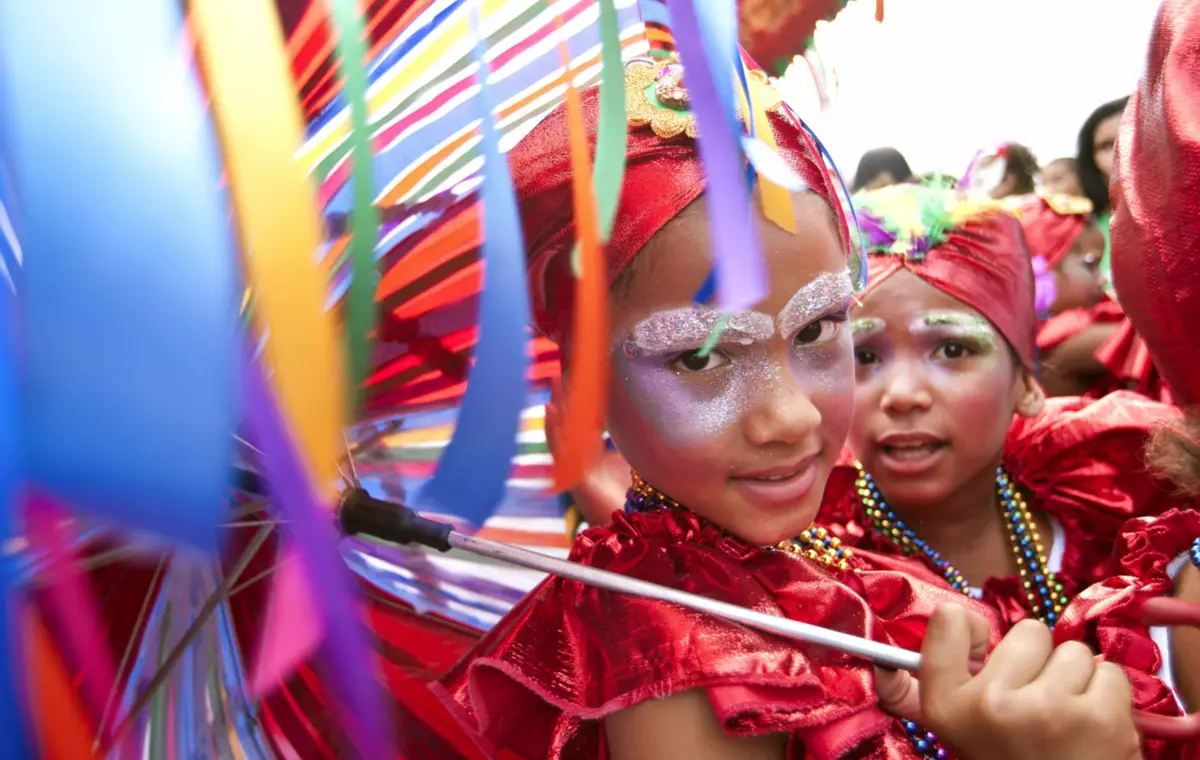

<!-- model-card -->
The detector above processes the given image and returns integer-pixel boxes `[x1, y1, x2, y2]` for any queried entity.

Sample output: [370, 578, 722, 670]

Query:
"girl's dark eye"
[935, 341, 969, 360]
[794, 318, 841, 346]
[670, 349, 729, 373]
[854, 348, 879, 366]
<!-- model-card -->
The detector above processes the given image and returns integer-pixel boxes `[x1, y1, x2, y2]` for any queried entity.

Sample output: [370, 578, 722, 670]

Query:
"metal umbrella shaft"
[338, 487, 922, 673]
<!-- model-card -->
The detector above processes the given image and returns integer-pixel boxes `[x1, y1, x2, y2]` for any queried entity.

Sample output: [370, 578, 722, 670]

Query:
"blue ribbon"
[0, 1, 238, 548]
[417, 0, 531, 526]
[0, 229, 31, 758]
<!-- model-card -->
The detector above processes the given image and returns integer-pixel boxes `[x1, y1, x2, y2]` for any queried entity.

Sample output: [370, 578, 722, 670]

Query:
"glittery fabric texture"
[511, 81, 841, 343]
[864, 212, 1038, 369]
[1110, 0, 1200, 407]
[436, 506, 1002, 760]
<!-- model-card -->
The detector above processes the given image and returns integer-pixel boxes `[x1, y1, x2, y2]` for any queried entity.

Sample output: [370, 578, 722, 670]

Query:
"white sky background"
[774, 0, 1162, 180]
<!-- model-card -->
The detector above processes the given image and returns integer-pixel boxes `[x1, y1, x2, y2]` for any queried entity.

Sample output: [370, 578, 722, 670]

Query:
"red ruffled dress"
[820, 392, 1186, 627]
[1057, 508, 1200, 759]
[436, 507, 1003, 760]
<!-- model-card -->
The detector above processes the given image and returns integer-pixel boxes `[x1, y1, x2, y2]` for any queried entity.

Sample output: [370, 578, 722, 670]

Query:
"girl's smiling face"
[848, 269, 1044, 511]
[601, 193, 854, 546]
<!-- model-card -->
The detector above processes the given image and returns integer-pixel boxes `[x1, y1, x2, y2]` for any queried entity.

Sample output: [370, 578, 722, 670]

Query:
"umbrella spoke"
[96, 556, 167, 749]
[101, 523, 275, 753]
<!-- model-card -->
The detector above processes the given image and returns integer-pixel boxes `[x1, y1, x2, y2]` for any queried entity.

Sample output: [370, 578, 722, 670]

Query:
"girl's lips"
[729, 456, 821, 509]
[876, 441, 950, 476]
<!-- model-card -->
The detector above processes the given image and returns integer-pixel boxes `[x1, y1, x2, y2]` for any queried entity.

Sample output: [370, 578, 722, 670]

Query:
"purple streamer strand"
[242, 353, 391, 758]
[670, 0, 767, 311]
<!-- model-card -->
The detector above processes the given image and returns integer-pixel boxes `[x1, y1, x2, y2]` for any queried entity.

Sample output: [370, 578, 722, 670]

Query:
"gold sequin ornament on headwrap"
[624, 55, 783, 141]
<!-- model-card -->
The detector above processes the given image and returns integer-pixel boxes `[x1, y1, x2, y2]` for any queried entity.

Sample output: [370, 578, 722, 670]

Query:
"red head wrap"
[1110, 0, 1200, 407]
[512, 61, 843, 342]
[856, 188, 1036, 368]
[1013, 195, 1092, 269]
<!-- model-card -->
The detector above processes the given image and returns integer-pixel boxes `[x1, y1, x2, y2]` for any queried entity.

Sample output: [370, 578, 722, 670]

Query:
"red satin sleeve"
[1095, 317, 1174, 403]
[436, 508, 999, 760]
[1036, 299, 1125, 353]
[1004, 392, 1183, 596]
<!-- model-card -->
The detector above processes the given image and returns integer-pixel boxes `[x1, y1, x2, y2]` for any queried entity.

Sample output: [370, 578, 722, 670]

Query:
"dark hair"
[1076, 97, 1130, 215]
[1000, 143, 1038, 196]
[852, 147, 914, 192]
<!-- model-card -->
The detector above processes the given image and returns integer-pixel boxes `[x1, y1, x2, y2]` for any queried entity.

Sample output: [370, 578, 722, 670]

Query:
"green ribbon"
[571, 0, 626, 276]
[330, 0, 380, 418]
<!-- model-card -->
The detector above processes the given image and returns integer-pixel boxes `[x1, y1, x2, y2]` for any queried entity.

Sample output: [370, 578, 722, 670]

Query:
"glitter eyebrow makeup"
[851, 317, 885, 338]
[776, 269, 853, 339]
[911, 311, 998, 348]
[624, 307, 774, 356]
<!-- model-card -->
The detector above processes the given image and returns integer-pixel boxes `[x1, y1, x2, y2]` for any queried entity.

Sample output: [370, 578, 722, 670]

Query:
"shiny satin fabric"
[1095, 317, 1174, 403]
[1016, 196, 1089, 269]
[1037, 298, 1125, 354]
[436, 506, 1002, 760]
[1057, 508, 1200, 760]
[517, 85, 841, 342]
[1110, 0, 1200, 408]
[1037, 300, 1171, 403]
[864, 212, 1037, 370]
[820, 393, 1185, 626]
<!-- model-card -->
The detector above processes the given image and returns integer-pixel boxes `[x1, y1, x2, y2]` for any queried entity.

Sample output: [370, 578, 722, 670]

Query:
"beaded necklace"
[626, 471, 853, 569]
[856, 464, 1066, 760]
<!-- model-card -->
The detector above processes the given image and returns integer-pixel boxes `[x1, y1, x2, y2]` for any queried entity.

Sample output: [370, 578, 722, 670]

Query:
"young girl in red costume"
[819, 184, 1185, 625]
[811, 186, 1190, 758]
[1012, 193, 1169, 400]
[435, 58, 1145, 760]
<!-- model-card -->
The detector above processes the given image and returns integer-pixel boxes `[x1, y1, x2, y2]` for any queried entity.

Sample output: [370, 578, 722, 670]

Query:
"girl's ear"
[1014, 368, 1046, 418]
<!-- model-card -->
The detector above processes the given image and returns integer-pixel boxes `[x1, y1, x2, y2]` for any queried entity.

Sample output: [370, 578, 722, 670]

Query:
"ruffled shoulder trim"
[1004, 392, 1184, 593]
[437, 507, 990, 759]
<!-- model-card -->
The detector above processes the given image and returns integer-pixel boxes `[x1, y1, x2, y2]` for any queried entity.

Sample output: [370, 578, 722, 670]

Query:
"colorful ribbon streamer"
[418, 0, 532, 523]
[0, 227, 30, 758]
[551, 15, 609, 491]
[0, 1, 238, 548]
[244, 355, 391, 759]
[191, 0, 344, 497]
[671, 0, 768, 311]
[328, 0, 381, 419]
[24, 495, 118, 746]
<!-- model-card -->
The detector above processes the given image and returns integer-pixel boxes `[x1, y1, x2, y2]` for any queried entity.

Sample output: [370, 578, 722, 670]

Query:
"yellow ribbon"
[193, 0, 345, 498]
[737, 62, 796, 234]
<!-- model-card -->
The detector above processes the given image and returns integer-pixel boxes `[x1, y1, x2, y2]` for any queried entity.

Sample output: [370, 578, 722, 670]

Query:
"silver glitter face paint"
[777, 270, 854, 340]
[613, 269, 857, 448]
[624, 306, 774, 356]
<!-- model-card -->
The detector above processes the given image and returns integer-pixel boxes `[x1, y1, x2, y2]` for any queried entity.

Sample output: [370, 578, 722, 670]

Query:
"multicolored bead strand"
[625, 471, 851, 569]
[1190, 536, 1200, 569]
[857, 464, 1065, 760]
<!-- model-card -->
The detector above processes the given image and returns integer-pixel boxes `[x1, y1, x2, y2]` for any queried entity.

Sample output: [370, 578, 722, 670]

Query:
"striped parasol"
[288, 0, 674, 419]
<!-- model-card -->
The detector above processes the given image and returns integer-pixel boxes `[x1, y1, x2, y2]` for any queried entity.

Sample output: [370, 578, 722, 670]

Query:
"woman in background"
[1076, 96, 1130, 286]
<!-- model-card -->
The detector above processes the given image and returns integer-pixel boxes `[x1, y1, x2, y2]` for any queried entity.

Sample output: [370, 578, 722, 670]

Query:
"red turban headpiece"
[1110, 0, 1200, 407]
[1012, 194, 1092, 269]
[512, 58, 845, 342]
[855, 187, 1036, 368]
